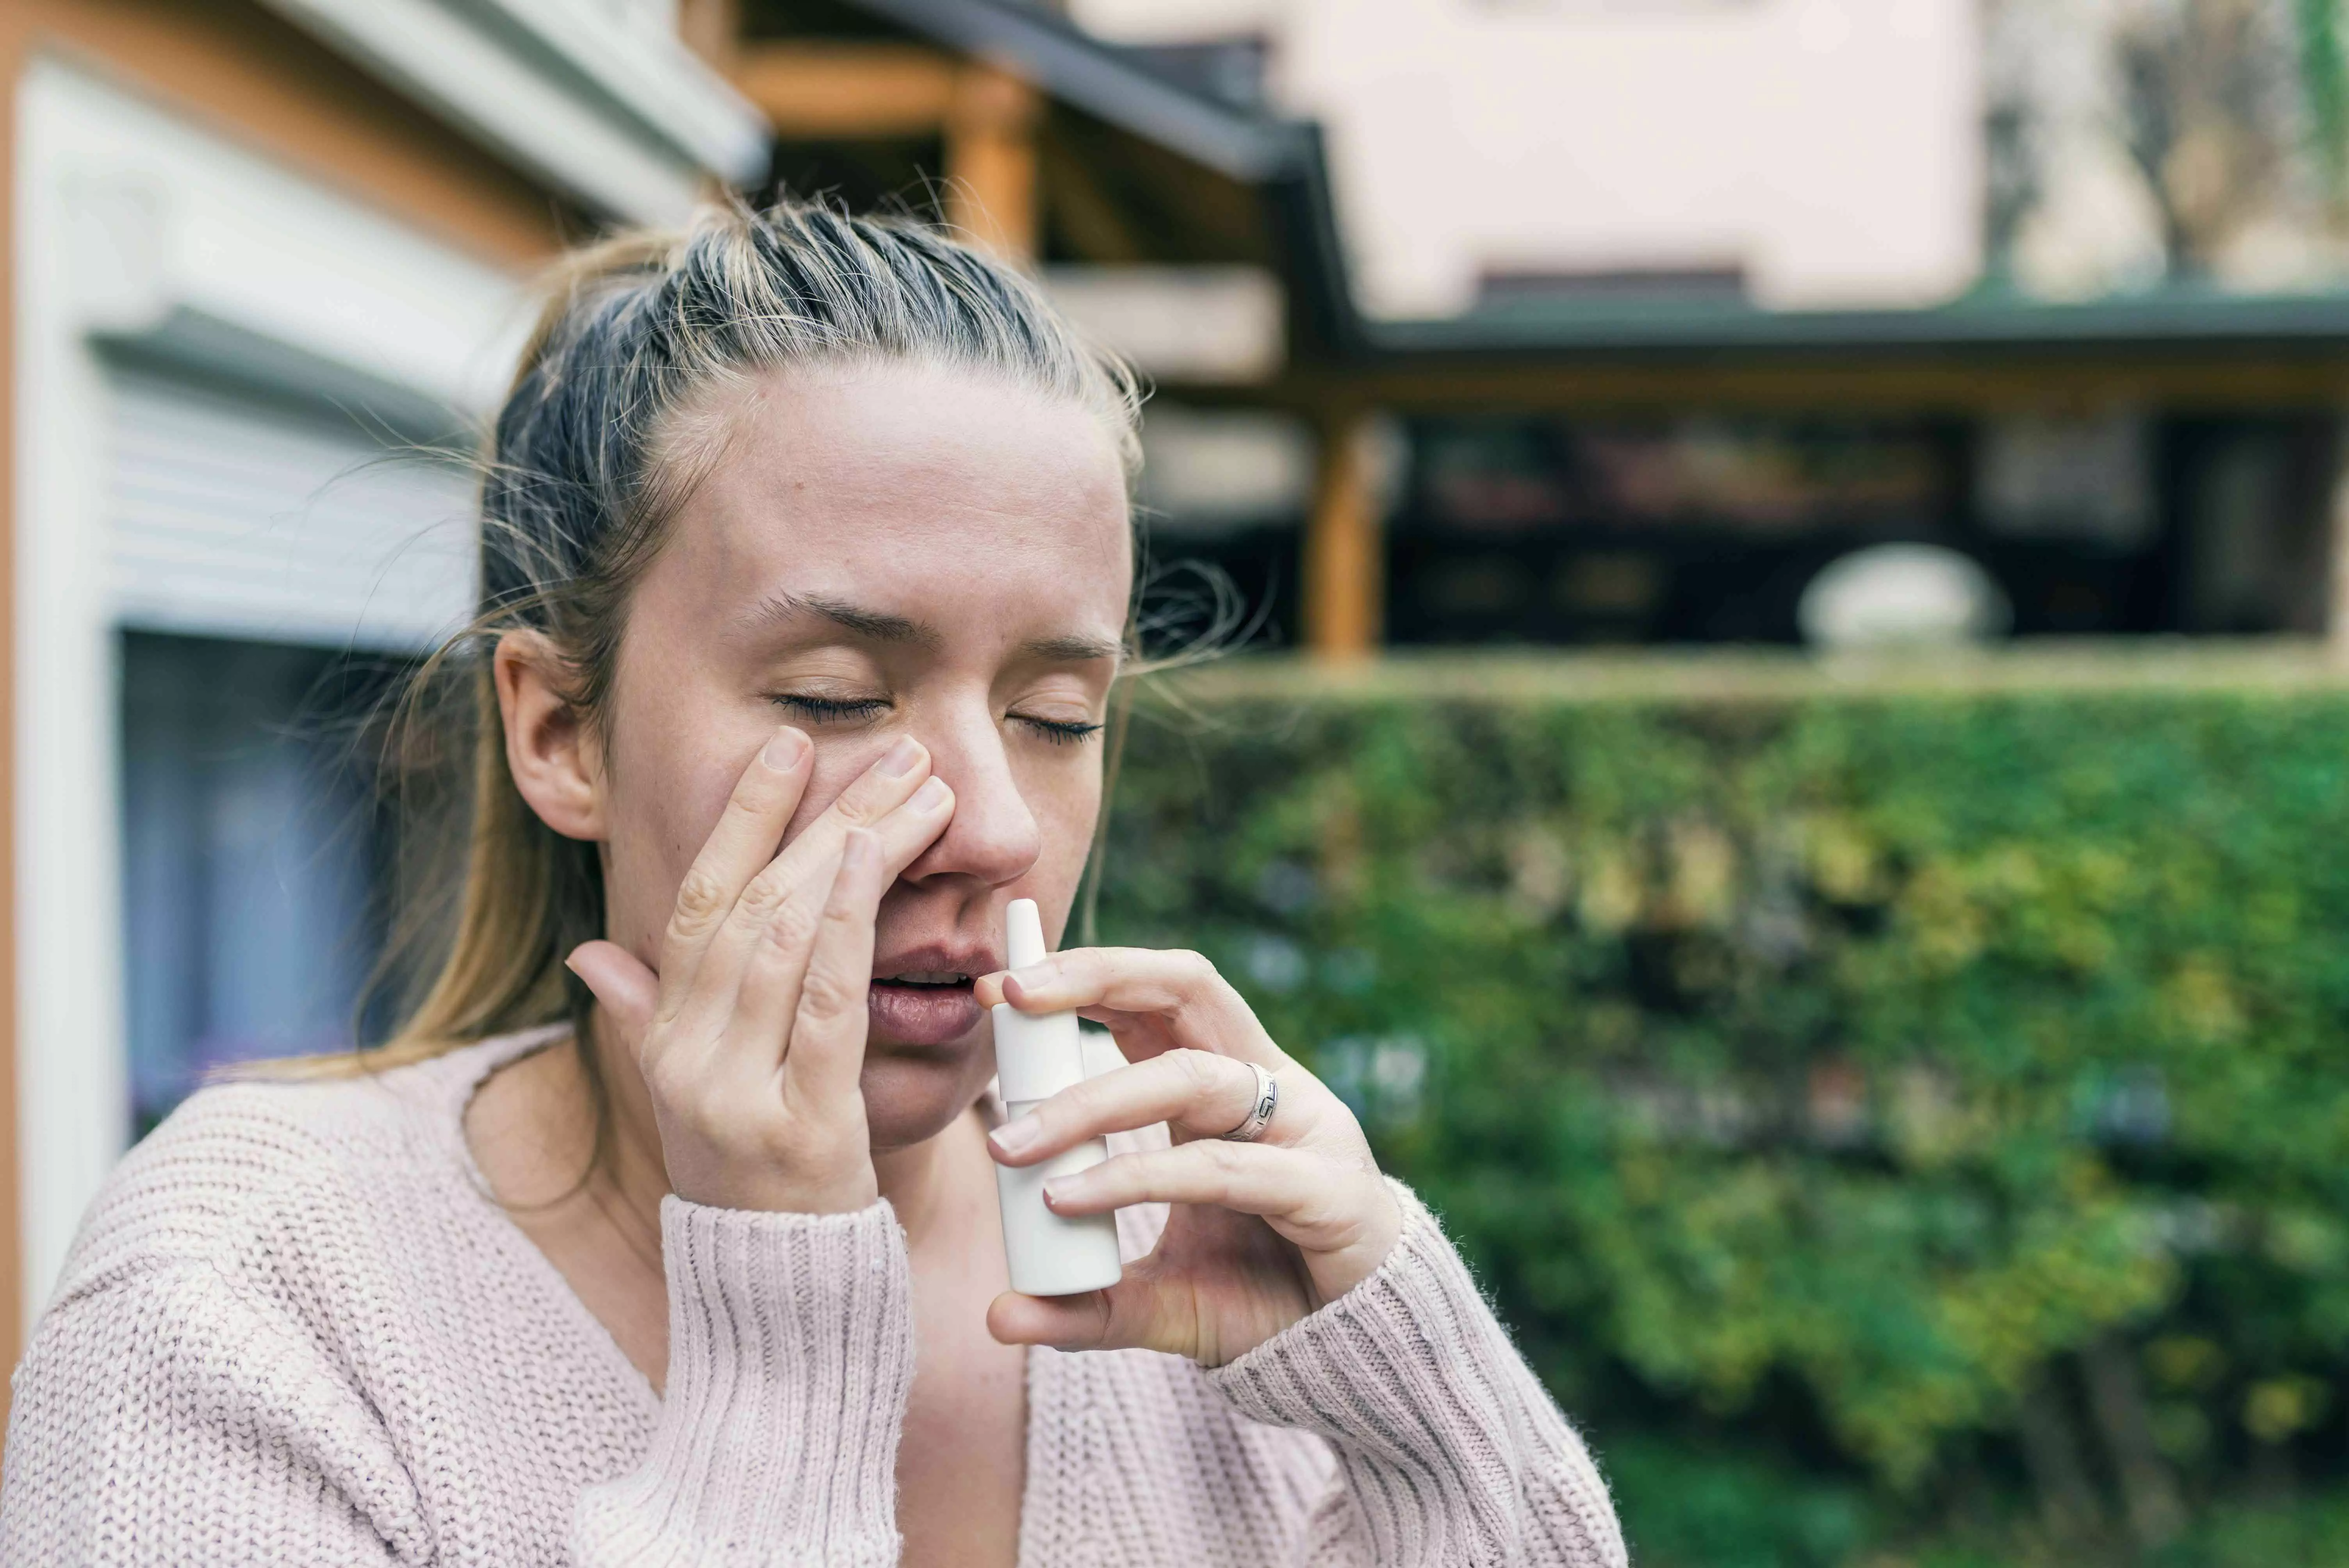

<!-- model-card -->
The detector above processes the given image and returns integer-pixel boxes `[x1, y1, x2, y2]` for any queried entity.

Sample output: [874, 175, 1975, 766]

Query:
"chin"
[857, 1040, 993, 1150]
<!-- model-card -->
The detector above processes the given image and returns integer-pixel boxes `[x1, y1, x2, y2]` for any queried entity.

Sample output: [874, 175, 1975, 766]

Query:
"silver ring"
[1221, 1062, 1279, 1142]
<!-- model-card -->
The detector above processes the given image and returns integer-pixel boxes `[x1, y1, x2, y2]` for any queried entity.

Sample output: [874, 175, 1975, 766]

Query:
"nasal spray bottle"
[993, 898, 1125, 1296]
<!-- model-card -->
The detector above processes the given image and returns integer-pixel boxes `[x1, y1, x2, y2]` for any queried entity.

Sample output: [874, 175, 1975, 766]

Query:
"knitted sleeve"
[1204, 1181, 1627, 1568]
[0, 1263, 429, 1565]
[569, 1195, 916, 1568]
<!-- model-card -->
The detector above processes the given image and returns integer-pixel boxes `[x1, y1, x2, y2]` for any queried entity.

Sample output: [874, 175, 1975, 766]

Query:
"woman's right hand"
[564, 727, 955, 1215]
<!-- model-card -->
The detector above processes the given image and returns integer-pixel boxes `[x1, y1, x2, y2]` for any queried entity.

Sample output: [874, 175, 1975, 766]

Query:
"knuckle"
[1167, 1048, 1226, 1098]
[732, 871, 791, 923]
[669, 870, 731, 932]
[797, 966, 863, 1019]
[761, 896, 819, 954]
[1199, 1139, 1249, 1180]
[1171, 950, 1221, 987]
[821, 873, 870, 918]
[1164, 950, 1233, 1013]
[830, 781, 889, 828]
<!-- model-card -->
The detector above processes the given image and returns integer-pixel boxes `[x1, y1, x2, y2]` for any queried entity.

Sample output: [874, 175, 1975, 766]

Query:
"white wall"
[1074, 0, 1984, 318]
[14, 57, 525, 1323]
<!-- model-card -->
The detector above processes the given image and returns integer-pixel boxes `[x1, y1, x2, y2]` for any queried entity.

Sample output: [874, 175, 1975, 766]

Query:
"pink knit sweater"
[0, 1029, 1624, 1566]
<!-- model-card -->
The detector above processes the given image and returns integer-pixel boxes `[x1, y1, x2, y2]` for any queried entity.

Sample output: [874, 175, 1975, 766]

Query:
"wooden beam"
[677, 0, 740, 71]
[945, 64, 1041, 262]
[1164, 354, 2349, 417]
[731, 41, 959, 139]
[1303, 410, 1382, 661]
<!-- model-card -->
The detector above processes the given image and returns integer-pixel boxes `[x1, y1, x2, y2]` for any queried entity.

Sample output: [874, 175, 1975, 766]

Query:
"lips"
[865, 940, 996, 1048]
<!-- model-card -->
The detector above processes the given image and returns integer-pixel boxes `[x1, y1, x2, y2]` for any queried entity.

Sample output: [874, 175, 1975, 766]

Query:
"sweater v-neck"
[428, 1026, 1053, 1539]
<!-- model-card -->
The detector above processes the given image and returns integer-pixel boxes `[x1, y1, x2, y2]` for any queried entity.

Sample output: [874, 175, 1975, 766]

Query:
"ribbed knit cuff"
[571, 1197, 914, 1568]
[1205, 1180, 1496, 1444]
[1205, 1179, 1623, 1565]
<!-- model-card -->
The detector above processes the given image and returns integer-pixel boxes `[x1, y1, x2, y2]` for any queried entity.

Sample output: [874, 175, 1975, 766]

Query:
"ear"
[494, 630, 606, 841]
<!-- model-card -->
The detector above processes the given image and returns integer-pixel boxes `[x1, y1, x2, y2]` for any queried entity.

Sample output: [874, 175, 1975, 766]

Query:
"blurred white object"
[1798, 543, 2012, 649]
[1138, 407, 1314, 530]
[1043, 266, 1285, 381]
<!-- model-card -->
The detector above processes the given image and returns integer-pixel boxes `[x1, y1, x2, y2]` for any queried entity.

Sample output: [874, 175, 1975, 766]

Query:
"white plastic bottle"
[992, 898, 1125, 1296]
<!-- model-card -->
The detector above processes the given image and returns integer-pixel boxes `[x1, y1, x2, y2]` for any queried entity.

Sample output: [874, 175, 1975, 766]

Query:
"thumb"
[565, 940, 659, 1053]
[987, 1287, 1116, 1352]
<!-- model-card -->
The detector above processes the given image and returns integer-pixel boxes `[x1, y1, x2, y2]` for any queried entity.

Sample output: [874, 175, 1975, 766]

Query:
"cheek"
[1016, 749, 1105, 881]
[602, 690, 772, 894]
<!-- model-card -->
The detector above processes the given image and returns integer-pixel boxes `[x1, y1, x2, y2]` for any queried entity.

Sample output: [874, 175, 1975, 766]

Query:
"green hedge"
[1094, 650, 2349, 1566]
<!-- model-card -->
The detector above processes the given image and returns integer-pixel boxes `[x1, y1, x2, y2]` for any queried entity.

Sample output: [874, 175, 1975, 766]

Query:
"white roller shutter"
[105, 367, 478, 650]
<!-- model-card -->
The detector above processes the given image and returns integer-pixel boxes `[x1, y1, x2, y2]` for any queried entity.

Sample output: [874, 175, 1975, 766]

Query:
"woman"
[0, 202, 1623, 1566]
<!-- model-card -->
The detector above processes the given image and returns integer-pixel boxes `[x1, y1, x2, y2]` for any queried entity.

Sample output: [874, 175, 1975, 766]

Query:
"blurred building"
[1077, 0, 1984, 319]
[0, 0, 761, 1357]
[11, 0, 2349, 1393]
[729, 0, 2349, 660]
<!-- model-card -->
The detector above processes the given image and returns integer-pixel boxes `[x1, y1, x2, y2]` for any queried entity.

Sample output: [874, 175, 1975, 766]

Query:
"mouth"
[865, 946, 993, 1047]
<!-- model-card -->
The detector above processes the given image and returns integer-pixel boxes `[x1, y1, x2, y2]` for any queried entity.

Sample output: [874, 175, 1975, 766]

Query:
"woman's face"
[599, 362, 1132, 1149]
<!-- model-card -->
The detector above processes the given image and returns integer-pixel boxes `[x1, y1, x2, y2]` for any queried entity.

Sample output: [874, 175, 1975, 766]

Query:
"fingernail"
[762, 727, 808, 772]
[1009, 961, 1059, 992]
[912, 776, 952, 810]
[1043, 1174, 1086, 1207]
[990, 1116, 1041, 1158]
[841, 828, 879, 869]
[879, 736, 924, 777]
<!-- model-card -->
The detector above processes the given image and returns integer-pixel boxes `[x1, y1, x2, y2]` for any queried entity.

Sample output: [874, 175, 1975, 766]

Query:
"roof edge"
[258, 0, 769, 223]
[841, 0, 1309, 182]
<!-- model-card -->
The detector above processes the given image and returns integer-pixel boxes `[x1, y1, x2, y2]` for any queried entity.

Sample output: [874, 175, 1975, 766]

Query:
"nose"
[900, 704, 1041, 890]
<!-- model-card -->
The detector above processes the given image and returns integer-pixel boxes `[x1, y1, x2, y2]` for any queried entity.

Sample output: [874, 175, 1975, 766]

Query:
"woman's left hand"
[975, 947, 1403, 1367]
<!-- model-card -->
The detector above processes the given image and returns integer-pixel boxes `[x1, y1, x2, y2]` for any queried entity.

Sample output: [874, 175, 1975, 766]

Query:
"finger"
[709, 772, 956, 1051]
[565, 940, 659, 1060]
[676, 737, 937, 1025]
[985, 1270, 1202, 1357]
[987, 1286, 1116, 1351]
[1042, 1142, 1336, 1239]
[781, 827, 888, 1105]
[657, 726, 813, 996]
[987, 1049, 1264, 1167]
[977, 948, 1287, 1068]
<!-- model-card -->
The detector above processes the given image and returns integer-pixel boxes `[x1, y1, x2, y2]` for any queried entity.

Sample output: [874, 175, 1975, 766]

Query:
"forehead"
[651, 361, 1133, 646]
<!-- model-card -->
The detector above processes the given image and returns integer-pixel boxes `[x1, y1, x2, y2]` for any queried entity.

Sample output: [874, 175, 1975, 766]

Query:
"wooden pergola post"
[2331, 413, 2349, 661]
[677, 0, 740, 69]
[727, 43, 1040, 263]
[1303, 408, 1383, 661]
[945, 64, 1041, 263]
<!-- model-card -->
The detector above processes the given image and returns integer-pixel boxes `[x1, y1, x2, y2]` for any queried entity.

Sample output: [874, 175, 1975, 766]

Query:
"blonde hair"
[343, 199, 1141, 1089]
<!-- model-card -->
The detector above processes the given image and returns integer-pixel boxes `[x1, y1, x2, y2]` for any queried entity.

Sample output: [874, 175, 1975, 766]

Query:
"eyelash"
[1022, 715, 1105, 746]
[768, 695, 1103, 745]
[773, 695, 888, 724]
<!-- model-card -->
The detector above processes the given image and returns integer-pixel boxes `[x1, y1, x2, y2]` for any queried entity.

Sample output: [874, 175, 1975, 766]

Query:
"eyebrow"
[747, 593, 1123, 664]
[749, 593, 941, 650]
[1023, 632, 1126, 664]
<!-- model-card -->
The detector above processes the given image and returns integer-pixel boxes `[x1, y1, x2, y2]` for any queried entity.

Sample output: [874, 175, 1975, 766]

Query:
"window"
[120, 633, 405, 1133]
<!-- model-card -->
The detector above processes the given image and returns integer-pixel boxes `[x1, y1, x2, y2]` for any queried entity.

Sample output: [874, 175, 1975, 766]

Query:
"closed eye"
[1015, 714, 1103, 745]
[772, 695, 891, 724]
